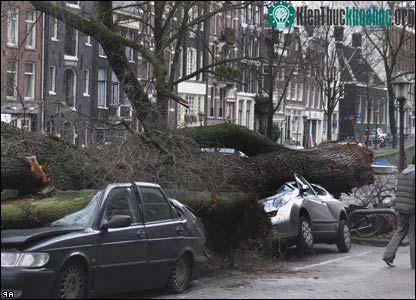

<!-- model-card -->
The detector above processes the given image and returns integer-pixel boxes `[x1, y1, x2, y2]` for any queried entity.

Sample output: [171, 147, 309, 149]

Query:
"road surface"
[111, 244, 415, 299]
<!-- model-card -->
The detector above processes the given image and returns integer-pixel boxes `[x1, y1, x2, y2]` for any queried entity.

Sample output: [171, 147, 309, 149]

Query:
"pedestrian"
[382, 155, 415, 268]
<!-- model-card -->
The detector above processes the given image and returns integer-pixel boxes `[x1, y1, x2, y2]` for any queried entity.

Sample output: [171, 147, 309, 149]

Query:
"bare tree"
[29, 1, 261, 139]
[362, 1, 415, 148]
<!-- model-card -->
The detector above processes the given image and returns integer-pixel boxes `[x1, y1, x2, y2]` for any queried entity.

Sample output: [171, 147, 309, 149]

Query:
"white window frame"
[6, 60, 18, 99]
[25, 11, 36, 49]
[64, 68, 77, 110]
[99, 43, 107, 58]
[305, 84, 310, 107]
[64, 27, 78, 61]
[110, 71, 119, 105]
[98, 68, 108, 109]
[24, 62, 35, 100]
[85, 35, 91, 46]
[291, 82, 297, 100]
[83, 69, 90, 96]
[297, 83, 303, 102]
[49, 66, 56, 95]
[187, 47, 197, 79]
[7, 7, 19, 47]
[51, 17, 58, 41]
[65, 1, 81, 9]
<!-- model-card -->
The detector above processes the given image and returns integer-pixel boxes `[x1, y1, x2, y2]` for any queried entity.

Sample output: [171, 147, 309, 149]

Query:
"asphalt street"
[114, 243, 415, 299]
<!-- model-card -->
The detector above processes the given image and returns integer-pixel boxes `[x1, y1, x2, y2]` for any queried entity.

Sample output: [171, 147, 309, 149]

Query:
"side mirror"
[101, 215, 131, 230]
[299, 184, 309, 195]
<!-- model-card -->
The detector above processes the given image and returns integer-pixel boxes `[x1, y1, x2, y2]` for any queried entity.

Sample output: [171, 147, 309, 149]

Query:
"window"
[24, 63, 35, 100]
[210, 15, 217, 34]
[85, 35, 91, 46]
[140, 187, 173, 222]
[65, 25, 78, 58]
[7, 61, 18, 98]
[185, 95, 195, 115]
[111, 71, 119, 105]
[357, 95, 362, 123]
[7, 7, 19, 46]
[238, 100, 243, 125]
[103, 187, 141, 224]
[83, 69, 90, 96]
[297, 84, 303, 102]
[49, 66, 56, 94]
[98, 68, 107, 108]
[51, 18, 58, 41]
[291, 82, 296, 100]
[66, 1, 80, 8]
[25, 11, 36, 49]
[99, 43, 106, 57]
[64, 68, 76, 108]
[246, 101, 251, 127]
[187, 47, 197, 78]
[315, 87, 320, 108]
[311, 85, 315, 107]
[305, 84, 310, 107]
[125, 32, 134, 62]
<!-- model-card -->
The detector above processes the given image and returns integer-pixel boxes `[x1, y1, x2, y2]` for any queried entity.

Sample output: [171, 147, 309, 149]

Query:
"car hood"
[1, 226, 86, 247]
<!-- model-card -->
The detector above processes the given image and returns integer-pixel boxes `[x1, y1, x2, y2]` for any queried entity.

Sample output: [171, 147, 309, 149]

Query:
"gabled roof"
[339, 46, 384, 86]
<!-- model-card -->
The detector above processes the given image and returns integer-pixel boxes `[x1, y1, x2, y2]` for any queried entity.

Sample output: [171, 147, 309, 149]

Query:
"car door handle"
[176, 226, 185, 236]
[136, 229, 146, 239]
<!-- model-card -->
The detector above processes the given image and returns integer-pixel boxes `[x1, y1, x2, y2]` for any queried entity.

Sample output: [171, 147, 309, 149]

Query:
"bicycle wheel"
[355, 214, 386, 237]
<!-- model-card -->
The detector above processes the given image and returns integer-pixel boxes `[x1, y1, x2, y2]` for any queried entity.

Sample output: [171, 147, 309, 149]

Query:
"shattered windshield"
[51, 191, 102, 227]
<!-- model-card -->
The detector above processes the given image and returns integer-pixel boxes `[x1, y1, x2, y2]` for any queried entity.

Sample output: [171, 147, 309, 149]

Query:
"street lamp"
[392, 75, 411, 172]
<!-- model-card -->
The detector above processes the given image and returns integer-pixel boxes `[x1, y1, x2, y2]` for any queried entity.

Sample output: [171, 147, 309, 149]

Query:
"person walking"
[383, 156, 415, 268]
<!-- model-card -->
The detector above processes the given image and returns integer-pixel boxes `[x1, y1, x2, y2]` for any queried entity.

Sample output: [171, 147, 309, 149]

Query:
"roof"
[339, 46, 384, 86]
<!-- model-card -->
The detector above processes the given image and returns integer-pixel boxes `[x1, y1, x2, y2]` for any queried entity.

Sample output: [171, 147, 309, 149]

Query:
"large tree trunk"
[185, 123, 374, 198]
[2, 122, 374, 199]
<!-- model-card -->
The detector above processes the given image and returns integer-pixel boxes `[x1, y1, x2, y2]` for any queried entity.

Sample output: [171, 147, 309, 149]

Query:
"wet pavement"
[110, 244, 415, 299]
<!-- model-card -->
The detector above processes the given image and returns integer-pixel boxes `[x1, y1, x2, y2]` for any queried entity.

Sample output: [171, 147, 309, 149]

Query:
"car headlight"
[273, 198, 288, 208]
[1, 252, 49, 268]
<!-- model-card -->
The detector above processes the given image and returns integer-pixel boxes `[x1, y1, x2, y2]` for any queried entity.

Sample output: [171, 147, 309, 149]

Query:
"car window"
[103, 187, 141, 224]
[312, 185, 327, 196]
[140, 187, 174, 222]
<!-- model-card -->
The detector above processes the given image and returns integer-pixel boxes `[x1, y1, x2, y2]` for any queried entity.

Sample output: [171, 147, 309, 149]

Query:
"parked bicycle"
[347, 204, 397, 238]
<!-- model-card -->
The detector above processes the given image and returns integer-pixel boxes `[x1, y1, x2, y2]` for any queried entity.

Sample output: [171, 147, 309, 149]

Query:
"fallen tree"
[1, 189, 271, 259]
[1, 122, 374, 199]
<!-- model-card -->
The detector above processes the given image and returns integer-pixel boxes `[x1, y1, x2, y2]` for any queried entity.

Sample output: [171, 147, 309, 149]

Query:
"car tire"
[296, 217, 314, 255]
[52, 261, 87, 299]
[166, 254, 193, 293]
[336, 219, 352, 253]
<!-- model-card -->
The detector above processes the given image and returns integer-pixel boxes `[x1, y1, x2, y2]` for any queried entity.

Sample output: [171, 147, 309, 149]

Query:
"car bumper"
[1, 267, 56, 299]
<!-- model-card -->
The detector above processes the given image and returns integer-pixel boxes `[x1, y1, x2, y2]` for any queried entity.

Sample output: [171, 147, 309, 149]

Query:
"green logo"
[268, 1, 295, 30]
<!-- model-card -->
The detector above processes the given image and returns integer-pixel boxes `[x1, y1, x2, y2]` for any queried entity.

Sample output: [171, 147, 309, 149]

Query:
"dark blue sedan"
[1, 182, 206, 299]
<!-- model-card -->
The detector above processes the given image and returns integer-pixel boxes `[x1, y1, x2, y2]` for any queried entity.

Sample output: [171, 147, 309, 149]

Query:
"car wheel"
[336, 219, 352, 253]
[166, 255, 193, 293]
[53, 261, 87, 299]
[296, 217, 314, 255]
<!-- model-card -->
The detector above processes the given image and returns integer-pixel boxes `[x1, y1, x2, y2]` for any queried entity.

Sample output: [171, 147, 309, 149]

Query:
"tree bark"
[326, 113, 333, 141]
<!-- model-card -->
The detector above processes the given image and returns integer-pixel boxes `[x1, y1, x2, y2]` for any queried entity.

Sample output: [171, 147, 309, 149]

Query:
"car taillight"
[268, 210, 278, 218]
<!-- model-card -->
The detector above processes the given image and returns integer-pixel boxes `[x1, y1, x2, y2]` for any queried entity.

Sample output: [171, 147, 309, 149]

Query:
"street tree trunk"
[326, 112, 333, 141]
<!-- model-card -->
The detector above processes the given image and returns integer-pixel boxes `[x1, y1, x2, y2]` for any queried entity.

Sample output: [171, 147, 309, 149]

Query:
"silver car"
[260, 174, 351, 253]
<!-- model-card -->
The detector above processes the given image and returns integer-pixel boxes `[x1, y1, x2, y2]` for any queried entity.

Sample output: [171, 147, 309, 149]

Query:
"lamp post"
[392, 75, 411, 172]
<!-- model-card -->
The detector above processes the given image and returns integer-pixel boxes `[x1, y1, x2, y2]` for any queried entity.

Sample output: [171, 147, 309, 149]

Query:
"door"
[95, 185, 148, 295]
[294, 174, 336, 233]
[138, 186, 186, 288]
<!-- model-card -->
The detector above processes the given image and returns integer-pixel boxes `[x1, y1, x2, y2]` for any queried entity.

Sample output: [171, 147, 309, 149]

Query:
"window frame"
[98, 68, 108, 109]
[6, 60, 18, 99]
[25, 10, 36, 49]
[7, 7, 19, 47]
[51, 17, 58, 41]
[64, 25, 78, 60]
[49, 66, 56, 95]
[83, 69, 90, 96]
[24, 62, 35, 100]
[138, 186, 178, 224]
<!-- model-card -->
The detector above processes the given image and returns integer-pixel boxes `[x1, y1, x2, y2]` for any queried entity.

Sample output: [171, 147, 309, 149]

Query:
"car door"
[138, 185, 186, 288]
[295, 174, 336, 234]
[94, 184, 148, 295]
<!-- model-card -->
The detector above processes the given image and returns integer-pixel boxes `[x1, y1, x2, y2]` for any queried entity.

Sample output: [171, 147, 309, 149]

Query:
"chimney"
[352, 32, 362, 49]
[334, 26, 344, 43]
[334, 26, 344, 51]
